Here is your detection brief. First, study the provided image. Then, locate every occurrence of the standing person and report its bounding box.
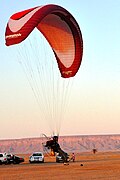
[72,153,75,162]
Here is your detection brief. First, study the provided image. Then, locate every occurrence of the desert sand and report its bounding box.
[0,152,120,180]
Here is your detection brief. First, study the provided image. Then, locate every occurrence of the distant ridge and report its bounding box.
[0,134,120,154]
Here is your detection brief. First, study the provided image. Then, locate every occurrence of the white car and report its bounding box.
[29,152,44,163]
[0,153,8,164]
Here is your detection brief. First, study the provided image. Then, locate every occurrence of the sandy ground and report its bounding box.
[0,152,120,180]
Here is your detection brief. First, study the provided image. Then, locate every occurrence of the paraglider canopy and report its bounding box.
[5,4,83,78]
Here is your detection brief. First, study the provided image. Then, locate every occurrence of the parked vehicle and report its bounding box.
[56,153,69,163]
[0,153,24,165]
[7,154,24,164]
[6,153,13,164]
[29,152,44,163]
[0,153,8,164]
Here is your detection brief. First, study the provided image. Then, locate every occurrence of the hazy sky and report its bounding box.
[0,0,120,139]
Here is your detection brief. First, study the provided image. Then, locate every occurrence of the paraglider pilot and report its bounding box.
[45,136,69,163]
